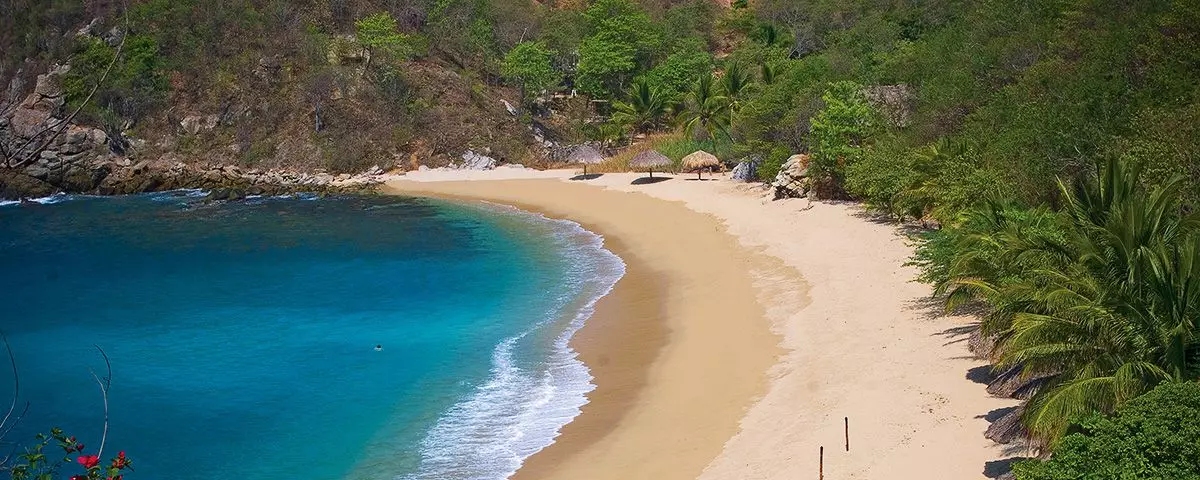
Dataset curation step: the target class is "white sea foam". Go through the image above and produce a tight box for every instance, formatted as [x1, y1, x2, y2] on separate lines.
[147, 189, 210, 202]
[28, 193, 73, 205]
[399, 203, 625, 480]
[0, 200, 18, 207]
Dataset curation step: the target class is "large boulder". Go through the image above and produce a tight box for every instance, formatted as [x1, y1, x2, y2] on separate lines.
[180, 114, 219, 135]
[771, 154, 811, 199]
[731, 157, 760, 182]
[459, 150, 497, 170]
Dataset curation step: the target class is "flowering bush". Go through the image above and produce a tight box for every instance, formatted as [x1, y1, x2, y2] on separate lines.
[7, 428, 132, 480]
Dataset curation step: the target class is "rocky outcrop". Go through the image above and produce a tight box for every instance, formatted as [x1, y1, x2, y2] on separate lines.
[458, 150, 497, 170]
[731, 157, 760, 182]
[179, 114, 219, 135]
[94, 162, 384, 198]
[0, 65, 121, 197]
[0, 66, 386, 200]
[772, 154, 811, 199]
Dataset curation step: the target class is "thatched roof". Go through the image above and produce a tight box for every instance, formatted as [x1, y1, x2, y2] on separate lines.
[967, 327, 997, 359]
[568, 145, 605, 164]
[984, 404, 1027, 444]
[629, 150, 672, 169]
[680, 150, 720, 171]
[987, 365, 1059, 399]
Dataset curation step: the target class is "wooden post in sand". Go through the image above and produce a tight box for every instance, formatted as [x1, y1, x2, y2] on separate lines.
[845, 417, 850, 451]
[819, 446, 824, 480]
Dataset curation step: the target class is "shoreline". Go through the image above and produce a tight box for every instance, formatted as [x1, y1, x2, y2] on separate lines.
[384, 177, 788, 480]
[384, 169, 1017, 479]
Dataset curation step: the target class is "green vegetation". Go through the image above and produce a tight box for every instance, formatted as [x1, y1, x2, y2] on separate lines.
[501, 41, 560, 106]
[63, 35, 168, 133]
[921, 158, 1200, 445]
[5, 0, 1200, 476]
[1013, 381, 1200, 479]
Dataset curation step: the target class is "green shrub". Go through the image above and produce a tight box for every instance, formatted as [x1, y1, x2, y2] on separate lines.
[1014, 381, 1200, 480]
[754, 146, 792, 182]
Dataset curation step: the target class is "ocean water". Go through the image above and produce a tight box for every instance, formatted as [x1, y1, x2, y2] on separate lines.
[0, 192, 623, 480]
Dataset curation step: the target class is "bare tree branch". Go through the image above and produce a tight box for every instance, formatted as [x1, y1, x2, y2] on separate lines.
[88, 345, 112, 460]
[4, 0, 130, 170]
[0, 333, 30, 467]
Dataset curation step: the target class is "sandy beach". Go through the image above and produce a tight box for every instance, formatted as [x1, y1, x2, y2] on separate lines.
[384, 169, 1017, 479]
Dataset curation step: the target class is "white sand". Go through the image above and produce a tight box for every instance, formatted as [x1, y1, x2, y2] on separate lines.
[386, 168, 1017, 479]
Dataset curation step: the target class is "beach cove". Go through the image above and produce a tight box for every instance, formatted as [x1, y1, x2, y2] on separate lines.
[386, 170, 1017, 479]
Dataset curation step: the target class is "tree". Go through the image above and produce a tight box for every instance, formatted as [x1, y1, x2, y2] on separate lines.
[612, 78, 668, 133]
[575, 32, 637, 98]
[501, 41, 560, 107]
[936, 158, 1200, 445]
[808, 81, 875, 197]
[678, 73, 729, 142]
[1013, 381, 1200, 480]
[720, 62, 754, 127]
[574, 0, 659, 98]
[354, 12, 411, 73]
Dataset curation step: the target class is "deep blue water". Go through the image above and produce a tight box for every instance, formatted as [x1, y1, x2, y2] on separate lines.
[0, 192, 623, 480]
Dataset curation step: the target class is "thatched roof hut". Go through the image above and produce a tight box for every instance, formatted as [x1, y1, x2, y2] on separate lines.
[987, 365, 1058, 399]
[680, 151, 721, 179]
[568, 145, 605, 175]
[629, 150, 672, 178]
[984, 404, 1027, 445]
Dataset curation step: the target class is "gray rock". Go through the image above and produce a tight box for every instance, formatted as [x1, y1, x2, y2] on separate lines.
[103, 27, 124, 47]
[76, 18, 102, 37]
[180, 114, 219, 135]
[24, 163, 51, 180]
[459, 150, 496, 170]
[731, 159, 760, 182]
[772, 154, 810, 200]
[34, 66, 68, 98]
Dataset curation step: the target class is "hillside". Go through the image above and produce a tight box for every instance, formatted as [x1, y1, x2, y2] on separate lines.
[1, 0, 564, 198]
[4, 0, 1200, 477]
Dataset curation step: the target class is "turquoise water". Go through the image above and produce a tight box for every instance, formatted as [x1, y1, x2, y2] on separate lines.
[0, 192, 623, 479]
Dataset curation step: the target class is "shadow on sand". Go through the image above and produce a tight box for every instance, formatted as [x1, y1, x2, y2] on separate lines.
[983, 456, 1031, 478]
[631, 176, 672, 185]
[570, 173, 604, 181]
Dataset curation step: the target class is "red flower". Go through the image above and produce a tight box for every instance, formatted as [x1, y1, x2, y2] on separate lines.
[70, 476, 86, 480]
[110, 451, 130, 470]
[77, 454, 100, 469]
[75, 443, 85, 452]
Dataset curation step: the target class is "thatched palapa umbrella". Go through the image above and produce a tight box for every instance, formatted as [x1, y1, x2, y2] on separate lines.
[680, 150, 720, 179]
[629, 150, 672, 179]
[568, 145, 605, 175]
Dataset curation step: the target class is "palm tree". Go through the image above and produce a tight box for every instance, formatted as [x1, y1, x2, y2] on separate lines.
[678, 73, 730, 142]
[612, 79, 668, 134]
[943, 158, 1200, 445]
[721, 62, 754, 128]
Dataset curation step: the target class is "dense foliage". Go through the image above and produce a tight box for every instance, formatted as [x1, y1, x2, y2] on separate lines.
[5, 2, 1200, 474]
[1013, 381, 1200, 479]
[922, 158, 1200, 445]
